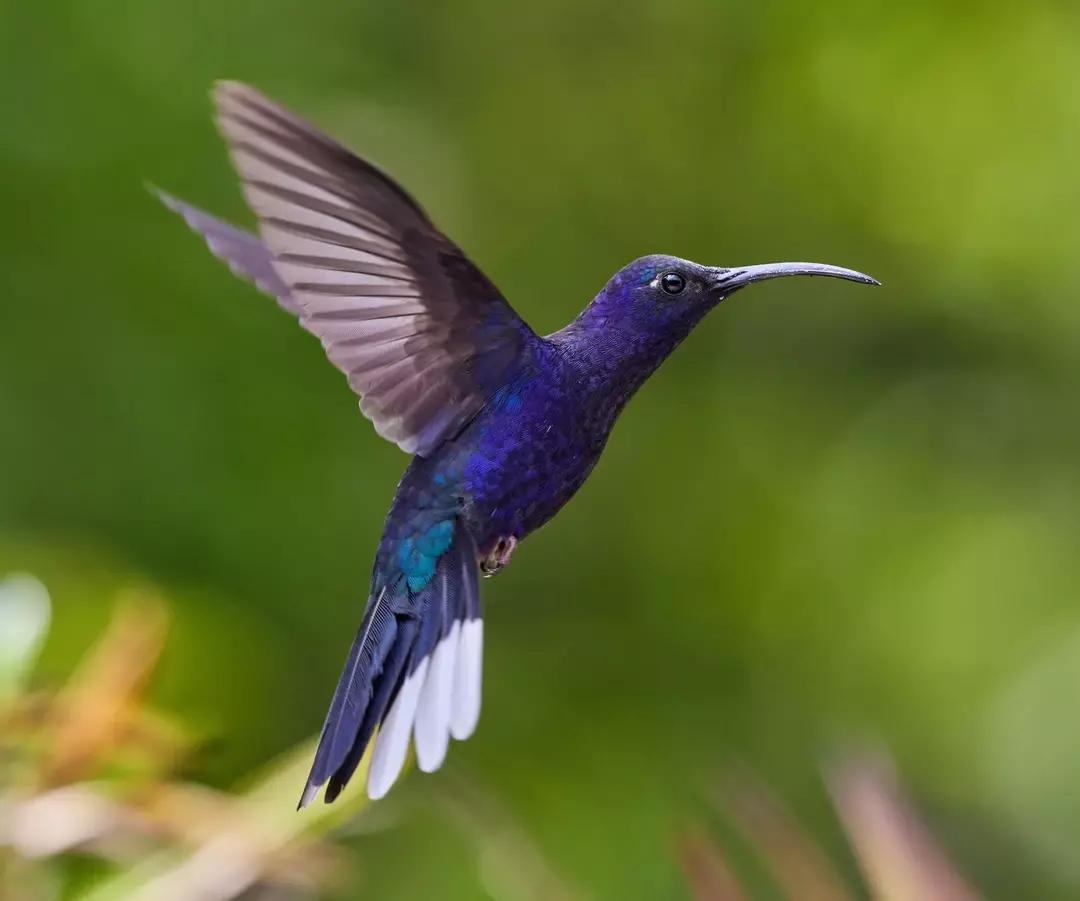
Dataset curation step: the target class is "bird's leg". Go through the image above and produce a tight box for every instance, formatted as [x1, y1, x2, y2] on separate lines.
[479, 536, 518, 578]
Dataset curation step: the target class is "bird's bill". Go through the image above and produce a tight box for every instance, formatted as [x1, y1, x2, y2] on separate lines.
[710, 262, 879, 293]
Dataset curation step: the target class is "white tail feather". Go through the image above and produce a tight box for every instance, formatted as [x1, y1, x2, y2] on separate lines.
[366, 658, 429, 800]
[414, 623, 459, 772]
[450, 620, 483, 741]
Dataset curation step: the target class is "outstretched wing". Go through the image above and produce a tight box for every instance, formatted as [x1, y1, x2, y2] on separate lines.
[209, 81, 532, 456]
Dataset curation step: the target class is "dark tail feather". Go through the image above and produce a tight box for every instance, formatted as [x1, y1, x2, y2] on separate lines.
[300, 520, 482, 806]
[323, 614, 417, 803]
[299, 590, 399, 807]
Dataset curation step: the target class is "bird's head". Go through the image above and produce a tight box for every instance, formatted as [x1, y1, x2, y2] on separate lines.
[559, 253, 878, 387]
[605, 253, 878, 331]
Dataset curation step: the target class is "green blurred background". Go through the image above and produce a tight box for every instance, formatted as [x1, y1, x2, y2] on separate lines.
[3, 0, 1080, 897]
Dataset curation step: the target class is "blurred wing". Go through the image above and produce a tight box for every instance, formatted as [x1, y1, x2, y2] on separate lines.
[213, 81, 533, 456]
[155, 189, 304, 318]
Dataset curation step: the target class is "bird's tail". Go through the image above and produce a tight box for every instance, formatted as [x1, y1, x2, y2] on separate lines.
[300, 519, 483, 806]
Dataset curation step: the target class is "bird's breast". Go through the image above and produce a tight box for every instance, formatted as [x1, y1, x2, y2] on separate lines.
[457, 369, 610, 555]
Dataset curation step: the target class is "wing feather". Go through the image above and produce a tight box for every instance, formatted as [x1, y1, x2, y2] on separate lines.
[211, 81, 533, 456]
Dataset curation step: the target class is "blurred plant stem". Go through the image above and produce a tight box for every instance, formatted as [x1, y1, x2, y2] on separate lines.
[827, 754, 980, 901]
[677, 756, 982, 901]
[674, 826, 749, 901]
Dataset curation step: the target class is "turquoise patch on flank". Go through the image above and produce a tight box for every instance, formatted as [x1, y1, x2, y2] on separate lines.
[406, 558, 437, 592]
[398, 520, 455, 592]
[417, 520, 454, 556]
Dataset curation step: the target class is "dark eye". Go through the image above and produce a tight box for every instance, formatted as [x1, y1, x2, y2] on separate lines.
[660, 272, 686, 295]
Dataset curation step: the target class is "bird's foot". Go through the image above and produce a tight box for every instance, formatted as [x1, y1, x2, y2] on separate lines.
[479, 536, 518, 578]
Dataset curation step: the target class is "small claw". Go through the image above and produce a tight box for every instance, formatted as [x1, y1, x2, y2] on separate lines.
[479, 536, 518, 577]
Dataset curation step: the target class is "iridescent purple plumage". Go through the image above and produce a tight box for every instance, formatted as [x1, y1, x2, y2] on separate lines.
[158, 82, 878, 807]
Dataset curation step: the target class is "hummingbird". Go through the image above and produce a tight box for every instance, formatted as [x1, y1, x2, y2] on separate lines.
[158, 82, 878, 807]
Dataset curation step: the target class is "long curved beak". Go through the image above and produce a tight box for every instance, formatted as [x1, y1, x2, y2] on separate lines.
[711, 262, 879, 293]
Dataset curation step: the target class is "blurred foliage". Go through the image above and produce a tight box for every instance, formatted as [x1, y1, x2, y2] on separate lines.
[0, 579, 987, 901]
[0, 579, 370, 900]
[3, 0, 1080, 897]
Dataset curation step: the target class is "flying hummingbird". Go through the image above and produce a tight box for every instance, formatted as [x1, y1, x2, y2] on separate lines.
[158, 82, 878, 807]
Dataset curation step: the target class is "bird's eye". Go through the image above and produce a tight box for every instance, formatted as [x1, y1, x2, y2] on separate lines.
[660, 272, 686, 295]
